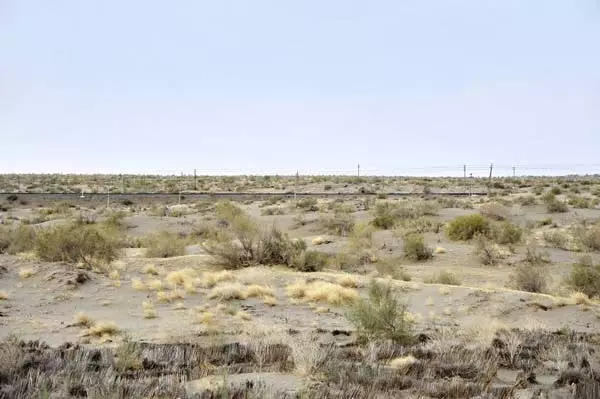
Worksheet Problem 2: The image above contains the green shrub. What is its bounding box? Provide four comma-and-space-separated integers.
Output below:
319, 211, 355, 236
568, 195, 592, 209
517, 195, 537, 206
445, 214, 490, 241
473, 235, 503, 266
371, 202, 403, 229
290, 250, 329, 272
509, 264, 549, 293
202, 204, 326, 271
566, 256, 600, 298
573, 226, 600, 252
0, 225, 36, 255
542, 193, 568, 213
35, 222, 121, 268
492, 221, 523, 245
542, 230, 570, 250
375, 257, 411, 281
144, 231, 187, 258
296, 197, 319, 211
401, 217, 443, 235
260, 206, 285, 216
550, 186, 562, 195
522, 247, 551, 266
402, 233, 433, 261
346, 279, 413, 343
479, 202, 509, 221
371, 201, 423, 230
424, 271, 462, 285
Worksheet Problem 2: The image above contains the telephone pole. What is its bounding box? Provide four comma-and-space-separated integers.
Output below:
357, 163, 360, 177
463, 165, 466, 179
194, 169, 197, 191
488, 163, 494, 192
294, 170, 299, 201
513, 166, 516, 178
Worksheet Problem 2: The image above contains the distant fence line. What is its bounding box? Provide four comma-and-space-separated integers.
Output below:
0, 191, 488, 204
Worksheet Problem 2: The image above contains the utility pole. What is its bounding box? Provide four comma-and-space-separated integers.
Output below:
513, 166, 516, 178
179, 171, 183, 205
294, 170, 299, 201
357, 163, 360, 177
488, 163, 494, 193
463, 165, 466, 179
194, 169, 197, 191
107, 187, 110, 209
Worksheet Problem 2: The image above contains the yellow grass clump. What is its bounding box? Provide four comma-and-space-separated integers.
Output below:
263, 296, 278, 306
208, 283, 248, 301
0, 291, 9, 300
132, 278, 146, 291
74, 312, 95, 328
144, 264, 159, 275
245, 284, 275, 298
142, 300, 158, 319
173, 301, 187, 310
200, 270, 236, 288
315, 306, 329, 314
82, 321, 120, 337
156, 291, 172, 303
389, 355, 418, 373
109, 270, 120, 280
285, 280, 358, 306
338, 274, 359, 288
236, 310, 252, 320
571, 291, 592, 305
147, 279, 164, 291
435, 247, 446, 254
166, 268, 197, 288
19, 268, 35, 279
195, 311, 216, 325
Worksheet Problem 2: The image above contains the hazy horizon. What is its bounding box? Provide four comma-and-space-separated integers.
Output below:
2, 1, 599, 176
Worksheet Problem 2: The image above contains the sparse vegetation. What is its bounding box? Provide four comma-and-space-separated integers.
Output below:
143, 231, 187, 258
543, 193, 568, 213
34, 221, 122, 268
401, 233, 433, 261
566, 256, 600, 298
346, 279, 413, 343
446, 214, 490, 241
424, 270, 462, 285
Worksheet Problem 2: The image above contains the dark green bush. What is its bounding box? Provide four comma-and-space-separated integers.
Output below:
35, 222, 121, 268
144, 231, 187, 258
493, 221, 523, 245
402, 233, 433, 261
346, 279, 413, 343
566, 256, 600, 298
446, 214, 490, 241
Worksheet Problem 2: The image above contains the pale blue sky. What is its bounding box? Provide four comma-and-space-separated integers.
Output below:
1, 1, 599, 176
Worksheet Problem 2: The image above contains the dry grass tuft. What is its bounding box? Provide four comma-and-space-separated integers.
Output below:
74, 312, 95, 328
315, 306, 329, 313
195, 311, 216, 325
245, 284, 275, 298
285, 280, 358, 305
142, 300, 158, 319
236, 310, 252, 320
263, 296, 278, 306
570, 291, 592, 305
166, 268, 197, 288
338, 274, 360, 288
82, 321, 120, 337
199, 270, 236, 288
131, 278, 146, 291
18, 268, 35, 279
0, 291, 9, 300
147, 279, 164, 291
173, 301, 187, 310
144, 264, 159, 275
208, 283, 248, 301
389, 355, 419, 373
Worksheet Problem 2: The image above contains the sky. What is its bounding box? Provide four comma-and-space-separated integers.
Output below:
1, 0, 599, 176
